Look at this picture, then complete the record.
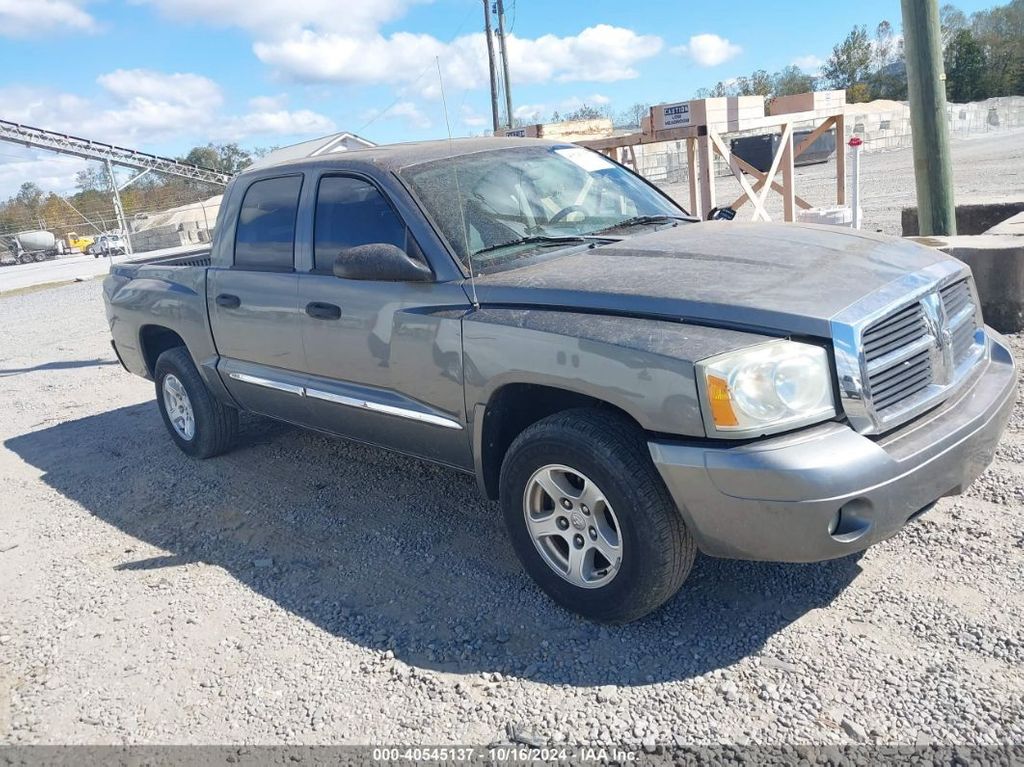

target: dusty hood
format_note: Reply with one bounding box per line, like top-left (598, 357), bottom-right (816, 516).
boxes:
top-left (472, 222), bottom-right (952, 336)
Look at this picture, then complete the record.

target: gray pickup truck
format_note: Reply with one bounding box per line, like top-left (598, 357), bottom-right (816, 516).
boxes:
top-left (103, 137), bottom-right (1017, 623)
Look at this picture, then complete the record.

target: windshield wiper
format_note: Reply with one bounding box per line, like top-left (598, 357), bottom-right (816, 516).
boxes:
top-left (595, 214), bottom-right (691, 233)
top-left (472, 234), bottom-right (612, 257)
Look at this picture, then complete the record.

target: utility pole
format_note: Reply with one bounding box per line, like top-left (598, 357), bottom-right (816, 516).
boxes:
top-left (482, 0), bottom-right (500, 134)
top-left (495, 0), bottom-right (514, 130)
top-left (901, 0), bottom-right (956, 235)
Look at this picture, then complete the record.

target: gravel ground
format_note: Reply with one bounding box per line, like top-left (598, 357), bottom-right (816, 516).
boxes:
top-left (659, 128), bottom-right (1024, 235)
top-left (1, 172), bottom-right (1024, 748)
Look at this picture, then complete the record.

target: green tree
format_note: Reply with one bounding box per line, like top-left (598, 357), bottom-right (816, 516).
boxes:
top-left (946, 28), bottom-right (989, 102)
top-left (15, 182), bottom-right (43, 211)
top-left (733, 69), bottom-right (774, 98)
top-left (180, 143), bottom-right (253, 174)
top-left (774, 66), bottom-right (816, 97)
top-left (560, 104), bottom-right (607, 122)
top-left (75, 166), bottom-right (110, 193)
top-left (970, 0), bottom-right (1024, 96)
top-left (821, 25), bottom-right (873, 89)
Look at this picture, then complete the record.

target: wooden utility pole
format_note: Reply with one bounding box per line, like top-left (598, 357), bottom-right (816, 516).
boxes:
top-left (901, 0), bottom-right (956, 235)
top-left (482, 0), bottom-right (500, 133)
top-left (495, 0), bottom-right (514, 129)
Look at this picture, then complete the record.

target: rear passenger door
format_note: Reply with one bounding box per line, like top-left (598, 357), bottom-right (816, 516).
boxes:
top-left (296, 173), bottom-right (472, 468)
top-left (208, 174), bottom-right (306, 421)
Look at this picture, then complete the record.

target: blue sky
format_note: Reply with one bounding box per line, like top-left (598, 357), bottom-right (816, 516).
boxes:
top-left (0, 0), bottom-right (997, 196)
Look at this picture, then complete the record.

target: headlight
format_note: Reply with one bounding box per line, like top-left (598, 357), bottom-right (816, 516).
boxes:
top-left (697, 340), bottom-right (836, 437)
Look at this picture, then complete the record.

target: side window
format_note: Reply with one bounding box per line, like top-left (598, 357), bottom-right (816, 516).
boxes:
top-left (234, 175), bottom-right (302, 270)
top-left (313, 176), bottom-right (407, 273)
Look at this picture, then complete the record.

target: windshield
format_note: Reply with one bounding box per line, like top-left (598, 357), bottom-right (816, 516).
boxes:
top-left (400, 145), bottom-right (688, 274)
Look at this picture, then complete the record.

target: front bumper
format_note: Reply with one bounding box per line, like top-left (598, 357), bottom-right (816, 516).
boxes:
top-left (649, 330), bottom-right (1018, 562)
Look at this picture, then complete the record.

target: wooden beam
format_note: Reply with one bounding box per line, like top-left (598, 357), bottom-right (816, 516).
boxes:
top-left (686, 138), bottom-right (698, 215)
top-left (755, 122), bottom-right (793, 215)
top-left (779, 124), bottom-right (796, 222)
top-left (835, 112), bottom-right (846, 205)
top-left (791, 115), bottom-right (835, 159)
top-left (728, 154), bottom-right (813, 211)
top-left (709, 130), bottom-right (769, 220)
top-left (696, 134), bottom-right (715, 220)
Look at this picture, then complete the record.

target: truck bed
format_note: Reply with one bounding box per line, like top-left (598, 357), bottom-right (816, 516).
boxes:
top-left (126, 247), bottom-right (212, 268)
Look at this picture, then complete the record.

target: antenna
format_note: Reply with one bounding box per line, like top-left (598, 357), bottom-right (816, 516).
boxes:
top-left (435, 56), bottom-right (479, 309)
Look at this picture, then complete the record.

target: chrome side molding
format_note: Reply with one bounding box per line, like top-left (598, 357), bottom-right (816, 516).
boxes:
top-left (227, 372), bottom-right (305, 396)
top-left (227, 371), bottom-right (463, 430)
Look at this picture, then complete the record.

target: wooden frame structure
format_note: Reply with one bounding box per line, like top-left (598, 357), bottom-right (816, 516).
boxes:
top-left (577, 108), bottom-right (846, 222)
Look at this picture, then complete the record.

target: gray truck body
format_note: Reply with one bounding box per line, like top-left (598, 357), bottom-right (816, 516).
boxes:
top-left (103, 137), bottom-right (1017, 563)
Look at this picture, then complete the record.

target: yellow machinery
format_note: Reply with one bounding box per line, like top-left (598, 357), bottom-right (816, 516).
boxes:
top-left (66, 232), bottom-right (95, 253)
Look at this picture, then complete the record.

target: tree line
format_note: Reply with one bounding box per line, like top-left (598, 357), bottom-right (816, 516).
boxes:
top-left (0, 143), bottom-right (262, 240)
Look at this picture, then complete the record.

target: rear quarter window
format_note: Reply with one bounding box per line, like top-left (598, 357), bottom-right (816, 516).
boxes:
top-left (234, 175), bottom-right (303, 270)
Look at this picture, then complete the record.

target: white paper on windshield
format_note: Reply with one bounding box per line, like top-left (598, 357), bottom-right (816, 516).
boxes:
top-left (555, 147), bottom-right (614, 172)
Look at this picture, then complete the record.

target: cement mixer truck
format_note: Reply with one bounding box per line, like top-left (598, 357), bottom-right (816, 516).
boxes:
top-left (1, 230), bottom-right (60, 266)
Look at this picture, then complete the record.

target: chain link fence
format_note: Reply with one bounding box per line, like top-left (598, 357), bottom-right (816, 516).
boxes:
top-left (0, 182), bottom-right (222, 264)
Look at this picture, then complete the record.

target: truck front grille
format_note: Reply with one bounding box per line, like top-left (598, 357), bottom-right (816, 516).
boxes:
top-left (862, 302), bottom-right (933, 413)
top-left (832, 267), bottom-right (987, 435)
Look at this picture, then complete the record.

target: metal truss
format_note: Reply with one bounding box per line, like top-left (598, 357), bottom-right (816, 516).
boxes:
top-left (0, 119), bottom-right (233, 186)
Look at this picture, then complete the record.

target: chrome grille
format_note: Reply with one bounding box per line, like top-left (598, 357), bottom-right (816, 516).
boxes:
top-left (862, 302), bottom-right (932, 413)
top-left (831, 263), bottom-right (988, 436)
top-left (940, 279), bottom-right (979, 366)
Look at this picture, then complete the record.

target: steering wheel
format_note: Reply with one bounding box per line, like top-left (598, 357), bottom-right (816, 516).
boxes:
top-left (549, 204), bottom-right (587, 225)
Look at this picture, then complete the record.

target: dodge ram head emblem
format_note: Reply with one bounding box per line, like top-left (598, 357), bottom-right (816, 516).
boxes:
top-left (920, 291), bottom-right (954, 384)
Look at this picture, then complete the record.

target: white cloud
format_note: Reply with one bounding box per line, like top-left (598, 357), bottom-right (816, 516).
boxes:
top-left (0, 151), bottom-right (89, 197)
top-left (248, 94), bottom-right (289, 112)
top-left (254, 25), bottom-right (660, 90)
top-left (0, 71), bottom-right (334, 149)
top-left (136, 0), bottom-right (419, 36)
top-left (791, 54), bottom-right (824, 72)
top-left (459, 105), bottom-right (488, 129)
top-left (0, 0), bottom-right (95, 37)
top-left (511, 95), bottom-right (613, 124)
top-left (139, 2), bottom-right (660, 90)
top-left (362, 101), bottom-right (432, 131)
top-left (672, 33), bottom-right (742, 67)
top-left (224, 109), bottom-right (336, 139)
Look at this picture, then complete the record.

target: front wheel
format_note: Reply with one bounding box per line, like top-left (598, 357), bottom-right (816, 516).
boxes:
top-left (154, 347), bottom-right (238, 458)
top-left (499, 409), bottom-right (696, 623)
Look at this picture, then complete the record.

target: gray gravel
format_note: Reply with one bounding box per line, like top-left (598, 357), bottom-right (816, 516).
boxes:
top-left (1, 247), bottom-right (1023, 744)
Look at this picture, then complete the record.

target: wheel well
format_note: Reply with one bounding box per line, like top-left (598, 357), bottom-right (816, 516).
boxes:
top-left (478, 384), bottom-right (641, 500)
top-left (139, 325), bottom-right (187, 378)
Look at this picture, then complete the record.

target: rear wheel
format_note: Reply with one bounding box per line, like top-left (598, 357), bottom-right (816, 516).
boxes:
top-left (499, 408), bottom-right (695, 623)
top-left (154, 347), bottom-right (238, 458)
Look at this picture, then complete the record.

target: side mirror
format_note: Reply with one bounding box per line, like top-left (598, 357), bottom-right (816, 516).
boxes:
top-left (333, 243), bottom-right (433, 282)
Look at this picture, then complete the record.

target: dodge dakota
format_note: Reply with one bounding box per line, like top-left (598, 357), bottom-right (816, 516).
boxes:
top-left (103, 138), bottom-right (1018, 622)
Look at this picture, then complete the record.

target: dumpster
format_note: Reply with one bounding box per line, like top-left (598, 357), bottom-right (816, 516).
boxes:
top-left (730, 128), bottom-right (836, 172)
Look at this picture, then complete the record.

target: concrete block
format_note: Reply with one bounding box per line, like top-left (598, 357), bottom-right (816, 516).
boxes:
top-left (985, 211), bottom-right (1024, 237)
top-left (902, 199), bottom-right (1024, 236)
top-left (910, 234), bottom-right (1024, 333)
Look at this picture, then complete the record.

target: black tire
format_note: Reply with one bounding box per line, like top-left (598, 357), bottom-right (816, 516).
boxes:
top-left (154, 347), bottom-right (238, 458)
top-left (499, 408), bottom-right (696, 623)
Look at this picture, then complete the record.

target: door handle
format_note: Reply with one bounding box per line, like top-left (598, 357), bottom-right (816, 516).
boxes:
top-left (306, 301), bottom-right (342, 320)
top-left (216, 293), bottom-right (241, 309)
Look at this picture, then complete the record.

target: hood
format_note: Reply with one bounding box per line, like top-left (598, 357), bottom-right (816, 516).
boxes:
top-left (472, 222), bottom-right (951, 337)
